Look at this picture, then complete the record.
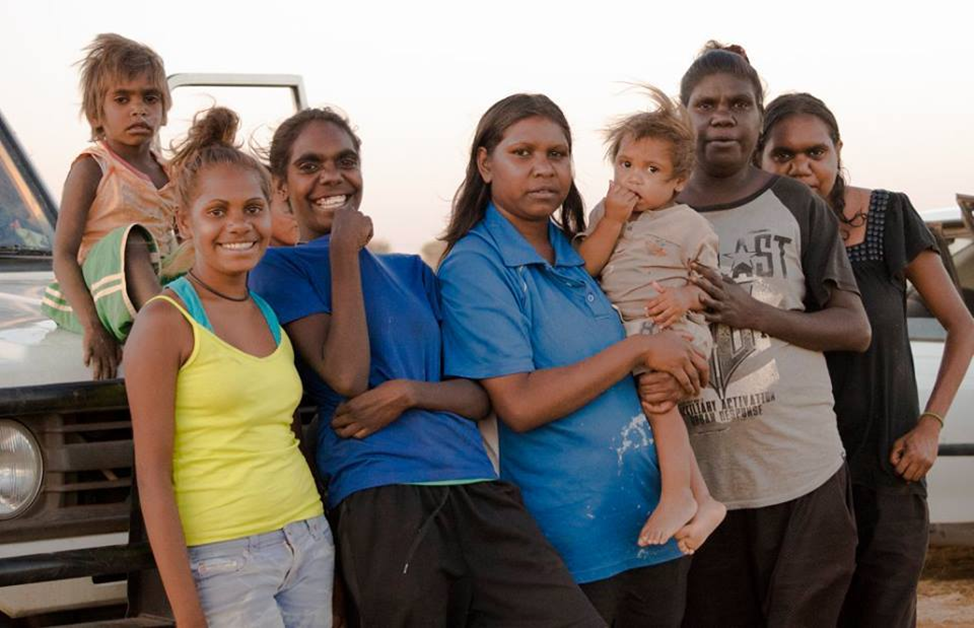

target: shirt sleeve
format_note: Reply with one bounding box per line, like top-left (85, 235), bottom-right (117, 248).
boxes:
top-left (573, 200), bottom-right (606, 243)
top-left (438, 245), bottom-right (535, 380)
top-left (417, 256), bottom-right (442, 322)
top-left (884, 191), bottom-right (938, 279)
top-left (797, 188), bottom-right (859, 310)
top-left (690, 214), bottom-right (720, 270)
top-left (249, 249), bottom-right (331, 325)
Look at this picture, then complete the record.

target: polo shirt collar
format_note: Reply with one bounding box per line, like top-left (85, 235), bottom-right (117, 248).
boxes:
top-left (481, 203), bottom-right (585, 269)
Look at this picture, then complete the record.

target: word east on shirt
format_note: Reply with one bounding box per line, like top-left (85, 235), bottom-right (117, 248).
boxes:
top-left (680, 177), bottom-right (857, 510)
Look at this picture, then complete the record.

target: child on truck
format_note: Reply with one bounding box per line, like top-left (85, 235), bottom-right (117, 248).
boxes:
top-left (575, 86), bottom-right (726, 554)
top-left (43, 33), bottom-right (185, 380)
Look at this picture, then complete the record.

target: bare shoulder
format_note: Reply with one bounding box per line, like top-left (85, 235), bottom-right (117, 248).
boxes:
top-left (64, 154), bottom-right (103, 193)
top-left (126, 294), bottom-right (193, 364)
top-left (58, 155), bottom-right (103, 224)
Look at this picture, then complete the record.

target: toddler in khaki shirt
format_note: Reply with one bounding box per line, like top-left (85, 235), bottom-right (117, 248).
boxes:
top-left (576, 87), bottom-right (725, 555)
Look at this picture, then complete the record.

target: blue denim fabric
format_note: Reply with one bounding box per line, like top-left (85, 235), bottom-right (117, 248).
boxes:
top-left (188, 515), bottom-right (334, 627)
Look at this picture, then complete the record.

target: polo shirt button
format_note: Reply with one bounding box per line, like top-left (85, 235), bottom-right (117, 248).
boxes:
top-left (586, 294), bottom-right (595, 303)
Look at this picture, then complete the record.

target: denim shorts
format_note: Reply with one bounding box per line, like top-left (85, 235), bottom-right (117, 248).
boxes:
top-left (188, 515), bottom-right (334, 628)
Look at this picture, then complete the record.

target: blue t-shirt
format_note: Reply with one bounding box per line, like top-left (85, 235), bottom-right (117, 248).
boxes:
top-left (250, 236), bottom-right (496, 508)
top-left (439, 204), bottom-right (682, 583)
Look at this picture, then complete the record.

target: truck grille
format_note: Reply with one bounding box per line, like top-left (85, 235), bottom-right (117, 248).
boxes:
top-left (1, 398), bottom-right (133, 543)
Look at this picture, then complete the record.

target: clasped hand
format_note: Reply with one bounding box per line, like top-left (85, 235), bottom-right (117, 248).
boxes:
top-left (332, 380), bottom-right (413, 439)
top-left (691, 263), bottom-right (761, 329)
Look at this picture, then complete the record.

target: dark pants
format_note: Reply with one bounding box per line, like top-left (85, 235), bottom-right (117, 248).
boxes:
top-left (683, 465), bottom-right (857, 628)
top-left (838, 484), bottom-right (929, 628)
top-left (580, 557), bottom-right (691, 627)
top-left (336, 481), bottom-right (605, 628)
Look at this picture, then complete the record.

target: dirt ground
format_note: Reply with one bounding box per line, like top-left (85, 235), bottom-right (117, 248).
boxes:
top-left (918, 546), bottom-right (974, 627)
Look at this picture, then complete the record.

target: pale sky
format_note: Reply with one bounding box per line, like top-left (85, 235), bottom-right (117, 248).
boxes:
top-left (2, 0), bottom-right (971, 253)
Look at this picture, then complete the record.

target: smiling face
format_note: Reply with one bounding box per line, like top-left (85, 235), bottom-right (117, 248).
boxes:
top-left (477, 116), bottom-right (573, 224)
top-left (281, 121), bottom-right (363, 240)
top-left (179, 164), bottom-right (271, 275)
top-left (98, 72), bottom-right (165, 150)
top-left (686, 73), bottom-right (762, 178)
top-left (613, 135), bottom-right (686, 211)
top-left (760, 113), bottom-right (841, 199)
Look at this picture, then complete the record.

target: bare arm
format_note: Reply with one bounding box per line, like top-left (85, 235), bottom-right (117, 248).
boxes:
top-left (693, 263), bottom-right (872, 352)
top-left (890, 251), bottom-right (974, 481)
top-left (578, 218), bottom-right (626, 277)
top-left (285, 207), bottom-right (373, 397)
top-left (53, 156), bottom-right (122, 379)
top-left (577, 183), bottom-right (638, 276)
top-left (481, 332), bottom-right (708, 433)
top-left (331, 378), bottom-right (491, 439)
top-left (124, 301), bottom-right (206, 627)
top-left (909, 251), bottom-right (974, 417)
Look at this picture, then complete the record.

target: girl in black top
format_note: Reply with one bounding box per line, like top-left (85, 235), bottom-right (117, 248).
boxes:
top-left (759, 92), bottom-right (974, 628)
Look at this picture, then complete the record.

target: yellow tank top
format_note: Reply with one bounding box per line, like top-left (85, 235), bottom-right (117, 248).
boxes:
top-left (150, 284), bottom-right (323, 546)
top-left (76, 142), bottom-right (178, 263)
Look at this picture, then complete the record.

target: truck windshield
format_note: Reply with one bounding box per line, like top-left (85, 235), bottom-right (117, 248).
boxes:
top-left (0, 140), bottom-right (53, 253)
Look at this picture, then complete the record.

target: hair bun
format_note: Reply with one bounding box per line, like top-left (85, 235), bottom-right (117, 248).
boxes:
top-left (703, 40), bottom-right (750, 64)
top-left (189, 106), bottom-right (240, 149)
top-left (169, 106), bottom-right (241, 176)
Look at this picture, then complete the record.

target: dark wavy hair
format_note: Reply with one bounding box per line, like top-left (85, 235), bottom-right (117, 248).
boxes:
top-left (442, 94), bottom-right (585, 254)
top-left (758, 93), bottom-right (847, 218)
top-left (679, 40), bottom-right (765, 112)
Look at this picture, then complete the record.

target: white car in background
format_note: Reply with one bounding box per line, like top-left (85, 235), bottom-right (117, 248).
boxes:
top-left (912, 196), bottom-right (974, 545)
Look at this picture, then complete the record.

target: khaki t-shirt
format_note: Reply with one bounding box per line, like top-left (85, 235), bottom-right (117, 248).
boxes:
top-left (680, 176), bottom-right (859, 509)
top-left (580, 201), bottom-right (719, 322)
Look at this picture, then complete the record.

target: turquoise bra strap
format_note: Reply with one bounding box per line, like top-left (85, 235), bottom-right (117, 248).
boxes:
top-left (251, 293), bottom-right (282, 345)
top-left (166, 276), bottom-right (281, 345)
top-left (166, 276), bottom-right (215, 333)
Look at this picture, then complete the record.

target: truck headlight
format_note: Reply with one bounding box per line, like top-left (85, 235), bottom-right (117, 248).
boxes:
top-left (0, 420), bottom-right (43, 519)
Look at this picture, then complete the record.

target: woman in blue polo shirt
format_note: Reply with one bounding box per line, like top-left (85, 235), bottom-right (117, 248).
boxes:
top-left (438, 94), bottom-right (709, 626)
top-left (249, 107), bottom-right (604, 627)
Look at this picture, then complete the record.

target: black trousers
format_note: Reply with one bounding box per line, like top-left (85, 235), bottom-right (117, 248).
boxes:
top-left (580, 557), bottom-right (691, 627)
top-left (336, 481), bottom-right (606, 628)
top-left (683, 465), bottom-right (858, 628)
top-left (838, 484), bottom-right (929, 628)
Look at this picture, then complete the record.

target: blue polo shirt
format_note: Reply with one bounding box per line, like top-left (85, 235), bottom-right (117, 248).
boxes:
top-left (439, 204), bottom-right (682, 583)
top-left (250, 236), bottom-right (496, 508)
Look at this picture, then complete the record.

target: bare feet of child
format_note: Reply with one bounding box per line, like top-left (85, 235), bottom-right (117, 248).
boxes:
top-left (673, 496), bottom-right (726, 555)
top-left (638, 489), bottom-right (697, 546)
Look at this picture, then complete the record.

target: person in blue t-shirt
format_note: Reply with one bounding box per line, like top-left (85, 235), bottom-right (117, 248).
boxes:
top-left (249, 108), bottom-right (605, 627)
top-left (438, 94), bottom-right (710, 627)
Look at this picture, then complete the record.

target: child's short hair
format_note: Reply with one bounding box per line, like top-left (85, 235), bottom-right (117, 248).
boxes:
top-left (78, 33), bottom-right (171, 140)
top-left (603, 86), bottom-right (695, 181)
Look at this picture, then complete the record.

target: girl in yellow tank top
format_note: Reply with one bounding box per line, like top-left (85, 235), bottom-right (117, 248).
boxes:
top-left (124, 107), bottom-right (331, 628)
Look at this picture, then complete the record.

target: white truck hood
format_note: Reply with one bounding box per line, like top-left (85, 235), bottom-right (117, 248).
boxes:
top-left (0, 270), bottom-right (91, 387)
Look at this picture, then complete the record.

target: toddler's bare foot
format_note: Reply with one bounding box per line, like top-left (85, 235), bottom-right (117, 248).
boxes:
top-left (674, 496), bottom-right (726, 555)
top-left (638, 489), bottom-right (697, 546)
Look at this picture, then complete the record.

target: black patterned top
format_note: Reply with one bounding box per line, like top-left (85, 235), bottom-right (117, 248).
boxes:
top-left (826, 189), bottom-right (938, 494)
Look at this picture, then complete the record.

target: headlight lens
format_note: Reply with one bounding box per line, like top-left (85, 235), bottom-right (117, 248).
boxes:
top-left (0, 420), bottom-right (43, 519)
